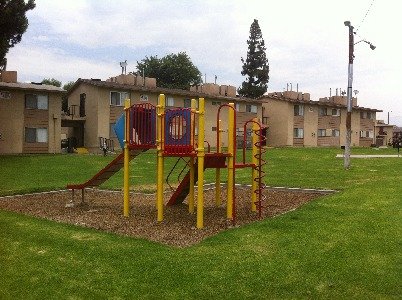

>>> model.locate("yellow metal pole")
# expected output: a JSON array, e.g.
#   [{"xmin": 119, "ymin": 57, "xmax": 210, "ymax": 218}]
[
  {"xmin": 123, "ymin": 98, "xmax": 131, "ymax": 217},
  {"xmin": 196, "ymin": 98, "xmax": 205, "ymax": 229},
  {"xmin": 227, "ymin": 103, "xmax": 235, "ymax": 220},
  {"xmin": 215, "ymin": 119, "xmax": 222, "ymax": 206},
  {"xmin": 189, "ymin": 99, "xmax": 197, "ymax": 214},
  {"xmin": 156, "ymin": 94, "xmax": 165, "ymax": 222},
  {"xmin": 251, "ymin": 118, "xmax": 258, "ymax": 212}
]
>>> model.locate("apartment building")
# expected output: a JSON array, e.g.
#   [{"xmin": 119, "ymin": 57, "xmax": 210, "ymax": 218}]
[
  {"xmin": 0, "ymin": 71, "xmax": 65, "ymax": 154},
  {"xmin": 374, "ymin": 120, "xmax": 394, "ymax": 147},
  {"xmin": 65, "ymin": 74, "xmax": 263, "ymax": 153},
  {"xmin": 261, "ymin": 90, "xmax": 381, "ymax": 147}
]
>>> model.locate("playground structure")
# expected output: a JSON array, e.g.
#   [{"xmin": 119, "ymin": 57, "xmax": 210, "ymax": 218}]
[{"xmin": 67, "ymin": 94, "xmax": 266, "ymax": 229}]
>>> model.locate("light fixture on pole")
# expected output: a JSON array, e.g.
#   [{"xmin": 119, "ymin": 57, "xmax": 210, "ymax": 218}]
[
  {"xmin": 343, "ymin": 21, "xmax": 375, "ymax": 170},
  {"xmin": 120, "ymin": 60, "xmax": 128, "ymax": 75}
]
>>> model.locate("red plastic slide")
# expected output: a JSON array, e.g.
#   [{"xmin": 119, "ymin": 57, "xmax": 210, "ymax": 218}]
[
  {"xmin": 67, "ymin": 149, "xmax": 144, "ymax": 190},
  {"xmin": 167, "ymin": 153, "xmax": 227, "ymax": 206}
]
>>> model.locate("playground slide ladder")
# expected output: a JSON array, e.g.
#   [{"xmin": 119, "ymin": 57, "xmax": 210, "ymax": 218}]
[
  {"xmin": 166, "ymin": 153, "xmax": 228, "ymax": 206},
  {"xmin": 66, "ymin": 149, "xmax": 145, "ymax": 191}
]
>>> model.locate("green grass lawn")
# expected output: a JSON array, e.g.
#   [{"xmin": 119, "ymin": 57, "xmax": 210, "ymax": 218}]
[{"xmin": 0, "ymin": 147, "xmax": 401, "ymax": 299}]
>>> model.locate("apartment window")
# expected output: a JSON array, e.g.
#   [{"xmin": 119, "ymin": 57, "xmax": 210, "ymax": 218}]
[
  {"xmin": 360, "ymin": 111, "xmax": 367, "ymax": 119},
  {"xmin": 212, "ymin": 126, "xmax": 217, "ymax": 131},
  {"xmin": 110, "ymin": 91, "xmax": 129, "ymax": 106},
  {"xmin": 294, "ymin": 105, "xmax": 304, "ymax": 116},
  {"xmin": 79, "ymin": 93, "xmax": 86, "ymax": 117},
  {"xmin": 166, "ymin": 96, "xmax": 174, "ymax": 107},
  {"xmin": 319, "ymin": 107, "xmax": 327, "ymax": 116},
  {"xmin": 332, "ymin": 129, "xmax": 340, "ymax": 137},
  {"xmin": 246, "ymin": 104, "xmax": 257, "ymax": 113},
  {"xmin": 0, "ymin": 91, "xmax": 11, "ymax": 99},
  {"xmin": 331, "ymin": 108, "xmax": 340, "ymax": 116},
  {"xmin": 360, "ymin": 130, "xmax": 374, "ymax": 138},
  {"xmin": 184, "ymin": 99, "xmax": 191, "ymax": 108},
  {"xmin": 318, "ymin": 129, "xmax": 326, "ymax": 137},
  {"xmin": 235, "ymin": 103, "xmax": 240, "ymax": 111},
  {"xmin": 25, "ymin": 94, "xmax": 48, "ymax": 110},
  {"xmin": 110, "ymin": 123, "xmax": 116, "ymax": 138},
  {"xmin": 294, "ymin": 128, "xmax": 304, "ymax": 138},
  {"xmin": 140, "ymin": 94, "xmax": 148, "ymax": 102},
  {"xmin": 25, "ymin": 127, "xmax": 48, "ymax": 143}
]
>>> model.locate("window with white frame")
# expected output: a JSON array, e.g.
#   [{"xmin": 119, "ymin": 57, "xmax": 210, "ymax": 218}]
[
  {"xmin": 332, "ymin": 129, "xmax": 340, "ymax": 137},
  {"xmin": 166, "ymin": 96, "xmax": 174, "ymax": 107},
  {"xmin": 331, "ymin": 108, "xmax": 341, "ymax": 116},
  {"xmin": 360, "ymin": 130, "xmax": 374, "ymax": 138},
  {"xmin": 25, "ymin": 94, "xmax": 48, "ymax": 110},
  {"xmin": 319, "ymin": 107, "xmax": 327, "ymax": 116},
  {"xmin": 318, "ymin": 129, "xmax": 326, "ymax": 137},
  {"xmin": 294, "ymin": 105, "xmax": 304, "ymax": 116},
  {"xmin": 184, "ymin": 99, "xmax": 191, "ymax": 108},
  {"xmin": 25, "ymin": 127, "xmax": 48, "ymax": 143},
  {"xmin": 235, "ymin": 103, "xmax": 240, "ymax": 111},
  {"xmin": 294, "ymin": 128, "xmax": 304, "ymax": 138},
  {"xmin": 140, "ymin": 94, "xmax": 148, "ymax": 102},
  {"xmin": 246, "ymin": 104, "xmax": 257, "ymax": 113},
  {"xmin": 110, "ymin": 91, "xmax": 129, "ymax": 106}
]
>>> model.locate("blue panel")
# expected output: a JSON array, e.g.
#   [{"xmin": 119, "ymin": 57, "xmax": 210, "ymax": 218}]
[
  {"xmin": 164, "ymin": 109, "xmax": 192, "ymax": 146},
  {"xmin": 114, "ymin": 114, "xmax": 125, "ymax": 149}
]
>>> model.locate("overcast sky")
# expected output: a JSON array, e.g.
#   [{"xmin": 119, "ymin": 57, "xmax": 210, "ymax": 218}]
[{"xmin": 7, "ymin": 0, "xmax": 402, "ymax": 125}]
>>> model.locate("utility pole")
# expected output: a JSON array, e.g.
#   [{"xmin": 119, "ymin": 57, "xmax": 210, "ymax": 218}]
[
  {"xmin": 343, "ymin": 21, "xmax": 375, "ymax": 169},
  {"xmin": 344, "ymin": 21, "xmax": 354, "ymax": 170}
]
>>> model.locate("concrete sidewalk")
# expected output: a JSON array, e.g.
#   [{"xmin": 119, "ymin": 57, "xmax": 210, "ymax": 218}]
[{"xmin": 336, "ymin": 154, "xmax": 400, "ymax": 158}]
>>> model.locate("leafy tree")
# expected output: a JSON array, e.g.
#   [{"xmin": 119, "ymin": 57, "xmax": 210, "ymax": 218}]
[
  {"xmin": 63, "ymin": 81, "xmax": 75, "ymax": 91},
  {"xmin": 40, "ymin": 78, "xmax": 67, "ymax": 111},
  {"xmin": 41, "ymin": 78, "xmax": 62, "ymax": 87},
  {"xmin": 136, "ymin": 52, "xmax": 202, "ymax": 90},
  {"xmin": 62, "ymin": 81, "xmax": 75, "ymax": 112},
  {"xmin": 0, "ymin": 0, "xmax": 36, "ymax": 63},
  {"xmin": 238, "ymin": 19, "xmax": 269, "ymax": 98}
]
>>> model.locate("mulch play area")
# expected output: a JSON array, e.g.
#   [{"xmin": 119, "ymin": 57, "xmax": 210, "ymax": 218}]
[{"xmin": 0, "ymin": 186, "xmax": 331, "ymax": 247}]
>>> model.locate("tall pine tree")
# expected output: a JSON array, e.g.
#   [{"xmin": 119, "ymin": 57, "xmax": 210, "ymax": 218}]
[{"xmin": 238, "ymin": 19, "xmax": 269, "ymax": 98}]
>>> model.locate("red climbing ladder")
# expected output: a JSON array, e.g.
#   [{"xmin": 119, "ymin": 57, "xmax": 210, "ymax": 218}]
[{"xmin": 167, "ymin": 153, "xmax": 228, "ymax": 206}]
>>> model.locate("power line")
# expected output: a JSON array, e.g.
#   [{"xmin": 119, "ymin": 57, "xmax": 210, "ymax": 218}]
[{"xmin": 356, "ymin": 0, "xmax": 375, "ymax": 32}]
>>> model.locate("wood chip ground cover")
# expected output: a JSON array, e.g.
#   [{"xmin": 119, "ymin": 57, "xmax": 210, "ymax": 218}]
[{"xmin": 0, "ymin": 187, "xmax": 329, "ymax": 247}]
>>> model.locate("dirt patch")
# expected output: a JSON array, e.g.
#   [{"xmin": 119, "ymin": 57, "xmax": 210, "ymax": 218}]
[{"xmin": 0, "ymin": 187, "xmax": 330, "ymax": 247}]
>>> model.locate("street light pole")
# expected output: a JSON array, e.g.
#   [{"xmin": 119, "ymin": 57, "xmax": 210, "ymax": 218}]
[
  {"xmin": 344, "ymin": 21, "xmax": 354, "ymax": 170},
  {"xmin": 343, "ymin": 21, "xmax": 376, "ymax": 169}
]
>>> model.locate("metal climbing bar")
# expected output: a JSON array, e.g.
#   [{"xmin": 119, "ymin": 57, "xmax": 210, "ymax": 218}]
[{"xmin": 242, "ymin": 119, "xmax": 267, "ymax": 218}]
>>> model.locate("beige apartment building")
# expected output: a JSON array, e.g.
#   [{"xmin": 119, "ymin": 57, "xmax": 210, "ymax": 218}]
[
  {"xmin": 261, "ymin": 90, "xmax": 381, "ymax": 147},
  {"xmin": 374, "ymin": 120, "xmax": 394, "ymax": 147},
  {"xmin": 0, "ymin": 71, "xmax": 65, "ymax": 154},
  {"xmin": 65, "ymin": 74, "xmax": 263, "ymax": 153}
]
